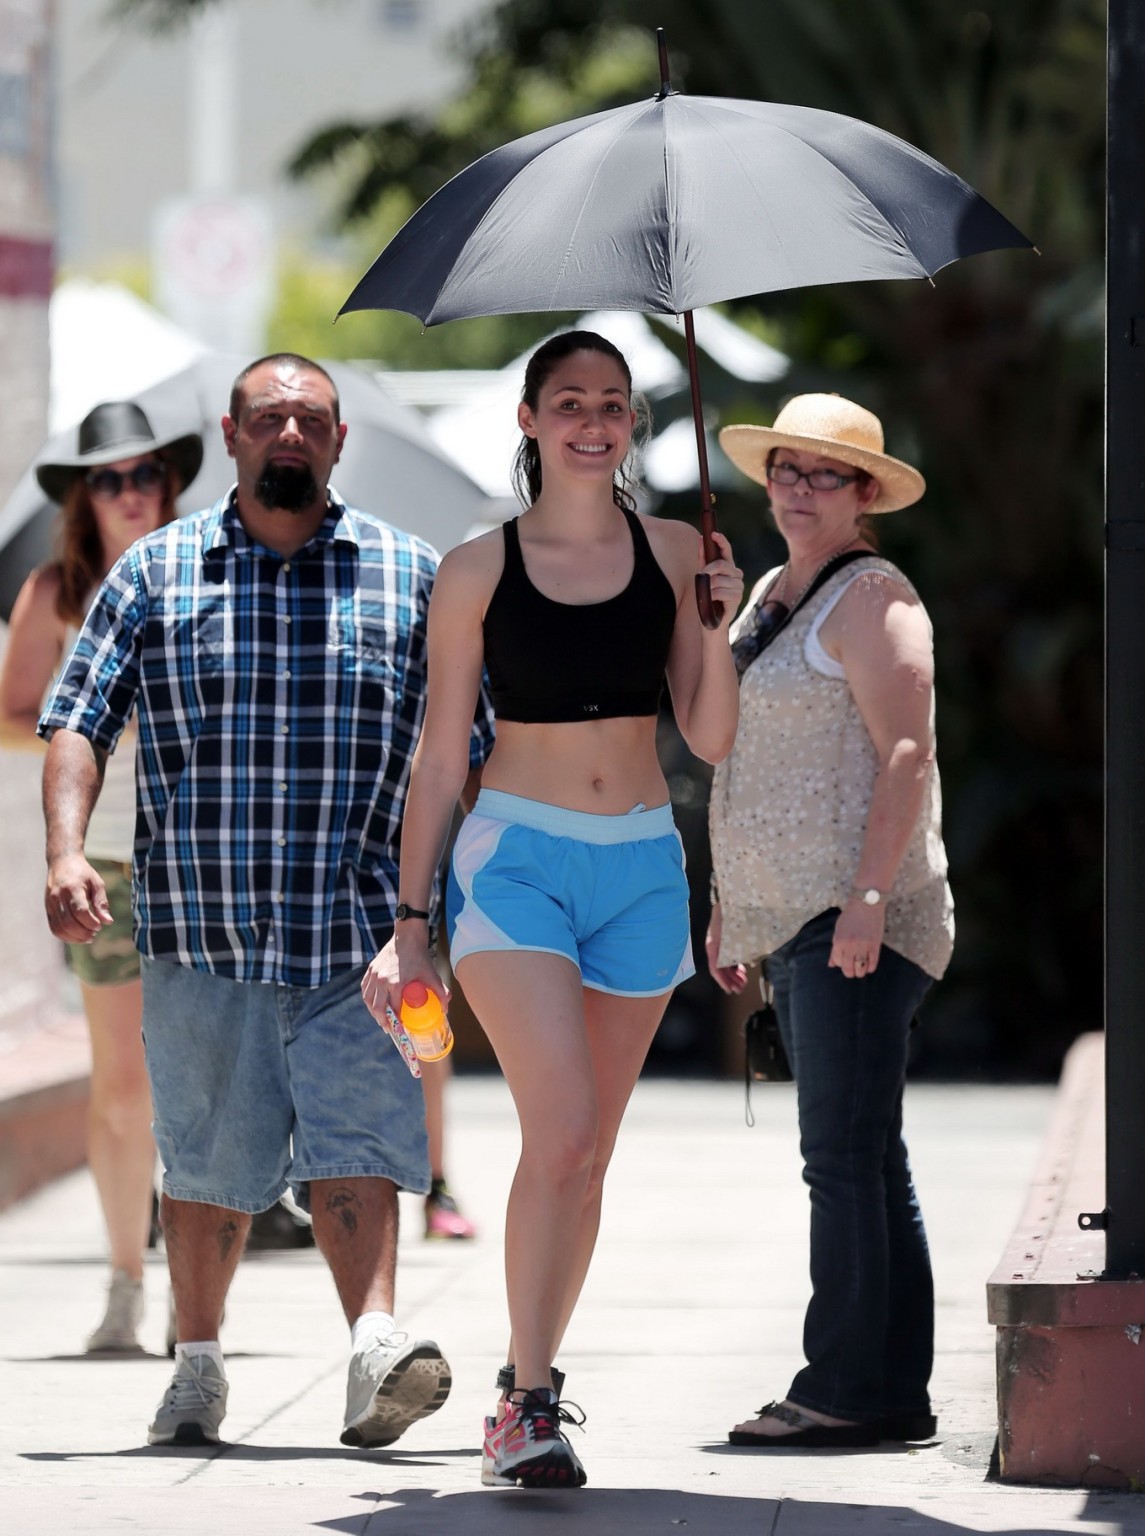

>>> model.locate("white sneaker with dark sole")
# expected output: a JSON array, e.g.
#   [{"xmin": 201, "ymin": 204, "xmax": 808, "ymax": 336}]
[
  {"xmin": 86, "ymin": 1269, "xmax": 144, "ymax": 1353},
  {"xmin": 147, "ymin": 1354, "xmax": 228, "ymax": 1445},
  {"xmin": 341, "ymin": 1332, "xmax": 451, "ymax": 1448}
]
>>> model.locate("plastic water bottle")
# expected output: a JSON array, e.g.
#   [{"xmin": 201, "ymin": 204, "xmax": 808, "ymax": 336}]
[{"xmin": 399, "ymin": 982, "xmax": 454, "ymax": 1063}]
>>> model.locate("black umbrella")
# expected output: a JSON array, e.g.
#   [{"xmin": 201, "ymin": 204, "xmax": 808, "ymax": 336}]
[{"xmin": 341, "ymin": 30, "xmax": 1032, "ymax": 624}]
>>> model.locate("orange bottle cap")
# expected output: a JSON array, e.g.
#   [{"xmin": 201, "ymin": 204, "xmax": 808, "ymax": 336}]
[{"xmin": 403, "ymin": 982, "xmax": 429, "ymax": 1007}]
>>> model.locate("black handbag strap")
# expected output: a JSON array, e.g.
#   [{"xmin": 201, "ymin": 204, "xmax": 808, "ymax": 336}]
[{"xmin": 750, "ymin": 547, "xmax": 870, "ymax": 656}]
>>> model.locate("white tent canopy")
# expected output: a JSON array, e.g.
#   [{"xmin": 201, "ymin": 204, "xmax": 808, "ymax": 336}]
[
  {"xmin": 0, "ymin": 282, "xmax": 491, "ymax": 558},
  {"xmin": 48, "ymin": 279, "xmax": 209, "ymax": 434}
]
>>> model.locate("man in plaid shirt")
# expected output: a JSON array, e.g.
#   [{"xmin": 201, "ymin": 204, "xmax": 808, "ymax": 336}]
[{"xmin": 40, "ymin": 353, "xmax": 494, "ymax": 1450}]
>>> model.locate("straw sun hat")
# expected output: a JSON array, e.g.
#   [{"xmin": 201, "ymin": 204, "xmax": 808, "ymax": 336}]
[{"xmin": 718, "ymin": 393, "xmax": 925, "ymax": 515}]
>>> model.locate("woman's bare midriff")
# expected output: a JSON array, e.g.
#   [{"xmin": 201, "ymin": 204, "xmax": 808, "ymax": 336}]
[{"xmin": 480, "ymin": 716, "xmax": 670, "ymax": 815}]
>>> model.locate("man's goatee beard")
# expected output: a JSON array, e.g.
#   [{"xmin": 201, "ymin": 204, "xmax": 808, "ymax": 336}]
[{"xmin": 255, "ymin": 462, "xmax": 320, "ymax": 513}]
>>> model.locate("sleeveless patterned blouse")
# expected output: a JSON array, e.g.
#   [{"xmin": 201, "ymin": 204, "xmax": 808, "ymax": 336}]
[{"xmin": 709, "ymin": 556, "xmax": 954, "ymax": 980}]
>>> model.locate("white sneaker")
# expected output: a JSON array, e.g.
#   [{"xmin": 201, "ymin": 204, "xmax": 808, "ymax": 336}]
[
  {"xmin": 340, "ymin": 1331, "xmax": 451, "ymax": 1447},
  {"xmin": 147, "ymin": 1354, "xmax": 228, "ymax": 1445},
  {"xmin": 85, "ymin": 1269, "xmax": 144, "ymax": 1353}
]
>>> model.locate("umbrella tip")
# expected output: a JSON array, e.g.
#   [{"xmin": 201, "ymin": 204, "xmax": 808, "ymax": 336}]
[{"xmin": 656, "ymin": 27, "xmax": 672, "ymax": 98}]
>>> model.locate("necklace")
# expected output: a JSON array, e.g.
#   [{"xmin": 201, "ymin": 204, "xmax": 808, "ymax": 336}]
[{"xmin": 774, "ymin": 538, "xmax": 865, "ymax": 609}]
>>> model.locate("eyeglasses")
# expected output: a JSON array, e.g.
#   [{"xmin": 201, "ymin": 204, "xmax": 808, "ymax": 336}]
[
  {"xmin": 766, "ymin": 461, "xmax": 862, "ymax": 492},
  {"xmin": 732, "ymin": 598, "xmax": 790, "ymax": 678},
  {"xmin": 85, "ymin": 462, "xmax": 167, "ymax": 500}
]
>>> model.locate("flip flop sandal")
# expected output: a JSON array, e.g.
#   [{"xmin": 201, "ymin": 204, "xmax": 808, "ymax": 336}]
[{"xmin": 728, "ymin": 1399, "xmax": 879, "ymax": 1448}]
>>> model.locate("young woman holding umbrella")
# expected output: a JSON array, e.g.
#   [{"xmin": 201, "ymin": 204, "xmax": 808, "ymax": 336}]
[
  {"xmin": 0, "ymin": 402, "xmax": 202, "ymax": 1353},
  {"xmin": 362, "ymin": 330, "xmax": 742, "ymax": 1489}
]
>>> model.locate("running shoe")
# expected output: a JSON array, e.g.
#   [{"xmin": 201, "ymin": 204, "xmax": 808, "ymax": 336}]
[
  {"xmin": 481, "ymin": 1411, "xmax": 517, "ymax": 1486},
  {"xmin": 341, "ymin": 1331, "xmax": 451, "ymax": 1447},
  {"xmin": 424, "ymin": 1181, "xmax": 477, "ymax": 1240},
  {"xmin": 147, "ymin": 1354, "xmax": 228, "ymax": 1445},
  {"xmin": 488, "ymin": 1388, "xmax": 587, "ymax": 1488},
  {"xmin": 86, "ymin": 1268, "xmax": 144, "ymax": 1353}
]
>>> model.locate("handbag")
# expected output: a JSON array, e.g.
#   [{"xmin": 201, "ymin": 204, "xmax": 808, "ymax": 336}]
[{"xmin": 743, "ymin": 965, "xmax": 792, "ymax": 1126}]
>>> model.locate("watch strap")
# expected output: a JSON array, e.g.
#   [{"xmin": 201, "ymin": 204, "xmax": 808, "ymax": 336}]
[{"xmin": 395, "ymin": 903, "xmax": 431, "ymax": 923}]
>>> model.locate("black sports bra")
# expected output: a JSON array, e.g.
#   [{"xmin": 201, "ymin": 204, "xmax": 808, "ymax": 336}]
[{"xmin": 483, "ymin": 508, "xmax": 677, "ymax": 724}]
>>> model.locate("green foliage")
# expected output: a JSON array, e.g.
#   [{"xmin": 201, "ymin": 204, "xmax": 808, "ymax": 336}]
[{"xmin": 269, "ymin": 246, "xmax": 569, "ymax": 367}]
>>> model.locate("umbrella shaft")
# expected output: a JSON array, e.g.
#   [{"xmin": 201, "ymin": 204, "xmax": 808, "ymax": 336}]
[
  {"xmin": 683, "ymin": 311, "xmax": 722, "ymax": 630},
  {"xmin": 683, "ymin": 311, "xmax": 716, "ymax": 556}
]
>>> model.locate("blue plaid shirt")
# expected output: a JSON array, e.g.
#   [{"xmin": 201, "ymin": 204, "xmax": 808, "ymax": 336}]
[{"xmin": 40, "ymin": 490, "xmax": 495, "ymax": 986}]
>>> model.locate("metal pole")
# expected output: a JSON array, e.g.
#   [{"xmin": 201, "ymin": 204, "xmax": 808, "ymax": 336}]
[{"xmin": 1102, "ymin": 0, "xmax": 1145, "ymax": 1277}]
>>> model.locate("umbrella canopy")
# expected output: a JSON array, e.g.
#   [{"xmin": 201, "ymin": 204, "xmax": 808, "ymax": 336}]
[
  {"xmin": 0, "ymin": 354, "xmax": 492, "ymax": 609},
  {"xmin": 340, "ymin": 30, "xmax": 1032, "ymax": 626},
  {"xmin": 340, "ymin": 88, "xmax": 1031, "ymax": 328}
]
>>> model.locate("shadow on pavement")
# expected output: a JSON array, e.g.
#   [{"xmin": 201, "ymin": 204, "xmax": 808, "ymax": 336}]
[
  {"xmin": 21, "ymin": 1445, "xmax": 483, "ymax": 1465},
  {"xmin": 5, "ymin": 1349, "xmax": 275, "ymax": 1364},
  {"xmin": 318, "ymin": 1486, "xmax": 775, "ymax": 1534},
  {"xmin": 309, "ymin": 1487, "xmax": 1141, "ymax": 1536}
]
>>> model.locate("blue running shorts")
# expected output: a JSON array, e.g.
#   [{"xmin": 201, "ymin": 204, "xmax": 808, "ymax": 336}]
[{"xmin": 446, "ymin": 788, "xmax": 695, "ymax": 997}]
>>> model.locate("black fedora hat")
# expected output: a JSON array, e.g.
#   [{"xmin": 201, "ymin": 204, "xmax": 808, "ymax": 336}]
[{"xmin": 35, "ymin": 401, "xmax": 204, "ymax": 505}]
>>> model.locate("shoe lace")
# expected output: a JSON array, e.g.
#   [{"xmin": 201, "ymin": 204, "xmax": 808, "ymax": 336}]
[
  {"xmin": 166, "ymin": 1359, "xmax": 224, "ymax": 1412},
  {"xmin": 358, "ymin": 1329, "xmax": 410, "ymax": 1360},
  {"xmin": 509, "ymin": 1389, "xmax": 587, "ymax": 1440}
]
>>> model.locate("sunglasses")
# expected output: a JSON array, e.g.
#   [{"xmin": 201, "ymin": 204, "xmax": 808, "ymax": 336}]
[
  {"xmin": 732, "ymin": 598, "xmax": 791, "ymax": 677},
  {"xmin": 85, "ymin": 462, "xmax": 167, "ymax": 500}
]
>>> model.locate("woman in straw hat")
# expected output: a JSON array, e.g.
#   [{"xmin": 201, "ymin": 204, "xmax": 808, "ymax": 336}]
[
  {"xmin": 708, "ymin": 393, "xmax": 953, "ymax": 1449},
  {"xmin": 0, "ymin": 401, "xmax": 201, "ymax": 1353}
]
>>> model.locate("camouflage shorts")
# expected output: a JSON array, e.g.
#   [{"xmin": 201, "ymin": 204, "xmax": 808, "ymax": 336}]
[{"xmin": 66, "ymin": 858, "xmax": 140, "ymax": 988}]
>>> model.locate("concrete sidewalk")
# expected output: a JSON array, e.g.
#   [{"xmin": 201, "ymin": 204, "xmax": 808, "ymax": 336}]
[{"xmin": 1, "ymin": 1076, "xmax": 1141, "ymax": 1534}]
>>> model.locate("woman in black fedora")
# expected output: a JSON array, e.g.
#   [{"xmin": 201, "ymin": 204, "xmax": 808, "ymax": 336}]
[{"xmin": 0, "ymin": 401, "xmax": 201, "ymax": 1354}]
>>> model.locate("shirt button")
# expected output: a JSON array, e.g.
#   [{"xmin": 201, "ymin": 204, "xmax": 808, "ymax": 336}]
[
  {"xmin": 283, "ymin": 561, "xmax": 292, "ymax": 573},
  {"xmin": 274, "ymin": 892, "xmax": 284, "ymax": 902},
  {"xmin": 282, "ymin": 614, "xmax": 292, "ymax": 625},
  {"xmin": 282, "ymin": 669, "xmax": 291, "ymax": 680},
  {"xmin": 277, "ymin": 837, "xmax": 286, "ymax": 847},
  {"xmin": 267, "ymin": 932, "xmax": 276, "ymax": 943},
  {"xmin": 281, "ymin": 724, "xmax": 289, "ymax": 734},
  {"xmin": 279, "ymin": 782, "xmax": 287, "ymax": 792}
]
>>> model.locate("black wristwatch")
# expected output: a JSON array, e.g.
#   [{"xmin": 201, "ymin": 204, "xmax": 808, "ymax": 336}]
[{"xmin": 394, "ymin": 903, "xmax": 431, "ymax": 924}]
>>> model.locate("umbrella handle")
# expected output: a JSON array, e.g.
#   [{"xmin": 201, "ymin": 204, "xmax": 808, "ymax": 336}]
[
  {"xmin": 685, "ymin": 310, "xmax": 724, "ymax": 631},
  {"xmin": 696, "ymin": 516, "xmax": 721, "ymax": 629},
  {"xmin": 695, "ymin": 573, "xmax": 718, "ymax": 629}
]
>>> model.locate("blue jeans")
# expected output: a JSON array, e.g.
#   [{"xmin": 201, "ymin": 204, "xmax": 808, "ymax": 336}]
[{"xmin": 768, "ymin": 909, "xmax": 934, "ymax": 1420}]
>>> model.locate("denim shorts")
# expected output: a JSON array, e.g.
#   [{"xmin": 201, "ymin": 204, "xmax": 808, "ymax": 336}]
[
  {"xmin": 140, "ymin": 957, "xmax": 429, "ymax": 1212},
  {"xmin": 67, "ymin": 858, "xmax": 140, "ymax": 988},
  {"xmin": 446, "ymin": 788, "xmax": 695, "ymax": 997}
]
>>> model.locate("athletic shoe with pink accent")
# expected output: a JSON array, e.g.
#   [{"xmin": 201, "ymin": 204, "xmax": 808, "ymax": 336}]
[
  {"xmin": 481, "ymin": 1412, "xmax": 517, "ymax": 1487},
  {"xmin": 424, "ymin": 1182, "xmax": 477, "ymax": 1240},
  {"xmin": 486, "ymin": 1388, "xmax": 587, "ymax": 1489}
]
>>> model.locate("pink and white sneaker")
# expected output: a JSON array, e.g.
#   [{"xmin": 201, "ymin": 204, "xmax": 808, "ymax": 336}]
[
  {"xmin": 481, "ymin": 1411, "xmax": 517, "ymax": 1487},
  {"xmin": 424, "ymin": 1183, "xmax": 477, "ymax": 1241},
  {"xmin": 483, "ymin": 1389, "xmax": 586, "ymax": 1489}
]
